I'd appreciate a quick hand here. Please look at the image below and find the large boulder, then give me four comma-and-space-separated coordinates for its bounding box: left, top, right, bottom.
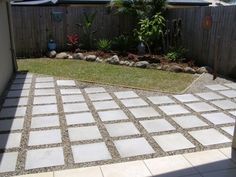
73, 53, 85, 60
168, 65, 183, 73
106, 55, 120, 65
196, 66, 212, 74
85, 55, 97, 62
184, 67, 196, 74
56, 52, 69, 59
48, 50, 57, 58
134, 61, 149, 68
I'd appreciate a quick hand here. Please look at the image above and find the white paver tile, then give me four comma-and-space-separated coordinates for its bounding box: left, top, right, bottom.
114, 137, 155, 158
10, 83, 31, 90
101, 161, 151, 177
35, 82, 54, 89
61, 95, 85, 103
33, 96, 57, 105
153, 133, 195, 152
114, 91, 139, 99
57, 80, 76, 86
55, 167, 103, 177
65, 112, 95, 125
93, 101, 119, 110
189, 129, 231, 146
140, 119, 175, 133
0, 133, 21, 149
186, 102, 217, 112
63, 103, 89, 113
16, 172, 54, 177
196, 92, 224, 101
219, 90, 236, 98
183, 150, 236, 173
25, 147, 64, 170
0, 107, 27, 118
221, 126, 235, 136
159, 105, 190, 115
84, 87, 106, 93
144, 155, 197, 177
98, 110, 128, 121
229, 111, 236, 116
225, 83, 236, 89
0, 118, 24, 131
28, 129, 61, 146
68, 126, 102, 141
88, 93, 112, 101
13, 78, 32, 84
32, 104, 58, 115
60, 89, 81, 95
7, 90, 30, 97
3, 97, 28, 107
172, 115, 208, 129
174, 94, 200, 103
35, 77, 54, 83
72, 142, 111, 163
129, 107, 160, 118
211, 100, 236, 110
34, 89, 55, 96
147, 95, 175, 105
201, 112, 235, 125
219, 147, 234, 159
31, 115, 60, 128
206, 84, 229, 91
0, 152, 18, 173
105, 122, 139, 137
202, 168, 236, 177
120, 98, 148, 107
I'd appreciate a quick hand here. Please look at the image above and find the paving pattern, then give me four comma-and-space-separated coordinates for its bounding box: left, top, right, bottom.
0, 73, 236, 176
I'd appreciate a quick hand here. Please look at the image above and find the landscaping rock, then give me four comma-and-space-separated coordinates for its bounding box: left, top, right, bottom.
196, 66, 212, 74
73, 53, 85, 60
85, 55, 97, 62
129, 62, 135, 67
134, 61, 149, 68
138, 55, 160, 63
161, 65, 170, 70
106, 55, 120, 65
68, 55, 73, 59
56, 52, 69, 59
184, 67, 196, 74
168, 65, 183, 73
147, 63, 159, 69
96, 57, 103, 63
48, 50, 56, 58
124, 61, 130, 66
128, 53, 139, 62
119, 61, 126, 65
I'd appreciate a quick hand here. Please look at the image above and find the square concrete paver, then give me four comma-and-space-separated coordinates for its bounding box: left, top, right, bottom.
183, 150, 236, 173
229, 111, 236, 116
36, 77, 54, 83
219, 90, 236, 98
147, 96, 175, 105
72, 142, 111, 163
68, 126, 102, 141
28, 129, 62, 146
33, 96, 57, 105
60, 89, 81, 95
0, 107, 27, 118
93, 101, 119, 110
196, 92, 224, 101
55, 167, 103, 177
225, 83, 236, 89
0, 152, 18, 173
13, 78, 32, 84
186, 102, 217, 112
32, 104, 58, 115
189, 129, 231, 146
114, 137, 155, 158
114, 91, 139, 99
61, 95, 85, 103
153, 133, 195, 152
57, 80, 76, 86
144, 155, 197, 177
10, 83, 31, 90
65, 112, 95, 125
172, 115, 208, 129
35, 83, 54, 89
140, 119, 175, 133
120, 98, 148, 107
174, 94, 200, 103
63, 103, 89, 113
206, 84, 229, 91
211, 100, 236, 110
0, 118, 24, 131
84, 87, 106, 94
34, 89, 56, 96
0, 133, 21, 149
159, 105, 190, 115
98, 110, 129, 121
7, 90, 30, 97
3, 97, 28, 107
221, 126, 235, 136
129, 107, 160, 119
88, 93, 112, 101
201, 112, 235, 125
31, 115, 60, 128
105, 122, 139, 137
25, 147, 64, 170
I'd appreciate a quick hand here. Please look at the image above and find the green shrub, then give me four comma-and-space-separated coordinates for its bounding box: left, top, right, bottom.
97, 39, 111, 51
112, 35, 133, 52
166, 47, 187, 61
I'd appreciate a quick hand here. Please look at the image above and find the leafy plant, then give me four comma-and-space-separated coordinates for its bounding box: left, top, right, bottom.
112, 35, 132, 52
67, 34, 79, 52
166, 47, 187, 61
97, 39, 111, 51
77, 12, 97, 50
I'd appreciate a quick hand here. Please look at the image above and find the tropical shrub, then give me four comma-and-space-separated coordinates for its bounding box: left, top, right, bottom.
166, 47, 187, 61
67, 34, 79, 52
97, 39, 111, 51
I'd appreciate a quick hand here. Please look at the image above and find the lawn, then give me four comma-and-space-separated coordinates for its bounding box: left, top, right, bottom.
17, 59, 197, 93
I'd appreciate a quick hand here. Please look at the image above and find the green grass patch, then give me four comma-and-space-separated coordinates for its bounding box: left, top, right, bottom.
17, 58, 196, 93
